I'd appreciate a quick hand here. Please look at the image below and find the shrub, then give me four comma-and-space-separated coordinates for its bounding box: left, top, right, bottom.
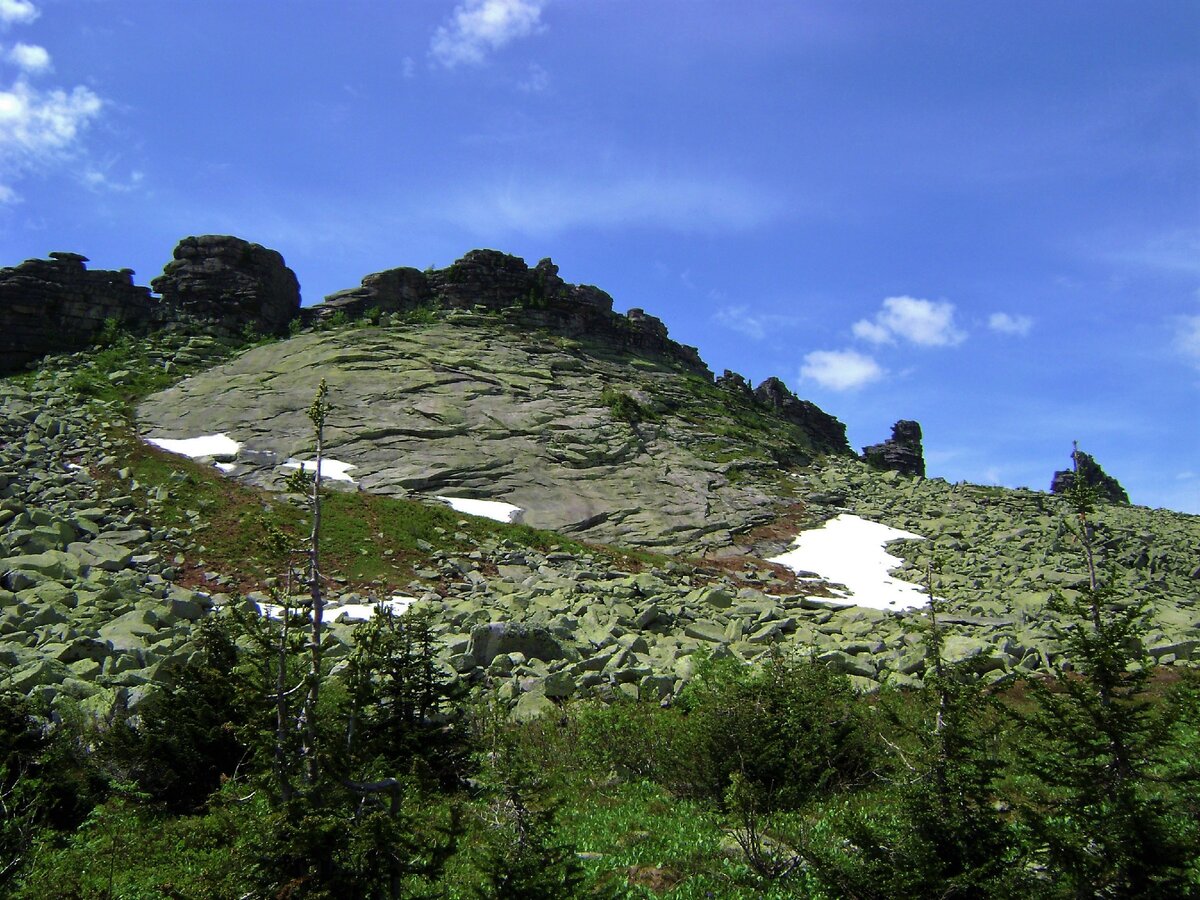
600, 387, 651, 425
684, 654, 878, 810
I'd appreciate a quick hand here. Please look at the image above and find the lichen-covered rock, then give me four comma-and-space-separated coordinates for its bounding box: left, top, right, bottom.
310, 250, 707, 372
1050, 447, 1129, 505
468, 622, 568, 666
0, 253, 153, 373
136, 326, 843, 550
152, 235, 300, 336
754, 377, 850, 456
861, 420, 925, 477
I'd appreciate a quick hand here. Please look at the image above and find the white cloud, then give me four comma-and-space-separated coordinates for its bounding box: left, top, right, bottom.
430, 0, 547, 68
517, 61, 549, 93
1175, 314, 1200, 369
851, 318, 892, 344
7, 42, 49, 73
401, 56, 416, 79
0, 80, 101, 153
0, 0, 38, 27
800, 349, 884, 391
82, 167, 143, 193
988, 311, 1033, 336
853, 295, 966, 347
441, 174, 781, 235
0, 79, 103, 200
713, 304, 800, 341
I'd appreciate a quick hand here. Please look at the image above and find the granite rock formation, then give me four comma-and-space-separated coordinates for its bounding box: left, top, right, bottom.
861, 420, 925, 477
753, 376, 850, 456
0, 253, 153, 374
151, 235, 300, 337
1051, 448, 1130, 505
313, 249, 706, 372
137, 323, 850, 551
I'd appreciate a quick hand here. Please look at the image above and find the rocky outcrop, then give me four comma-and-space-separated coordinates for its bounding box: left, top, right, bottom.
1051, 448, 1129, 505
753, 377, 851, 456
152, 235, 300, 337
861, 420, 925, 477
0, 253, 154, 373
137, 326, 842, 551
312, 249, 707, 373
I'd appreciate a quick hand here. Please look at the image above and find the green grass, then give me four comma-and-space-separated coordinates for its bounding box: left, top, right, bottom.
110, 424, 662, 592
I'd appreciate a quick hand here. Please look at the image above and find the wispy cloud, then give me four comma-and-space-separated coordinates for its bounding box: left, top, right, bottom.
800, 349, 884, 391
988, 311, 1033, 336
1111, 228, 1200, 276
0, 0, 38, 28
82, 166, 143, 194
517, 61, 549, 93
0, 79, 103, 201
440, 174, 782, 236
430, 0, 547, 68
853, 295, 966, 347
713, 304, 800, 341
6, 42, 49, 73
0, 3, 103, 202
1175, 314, 1200, 370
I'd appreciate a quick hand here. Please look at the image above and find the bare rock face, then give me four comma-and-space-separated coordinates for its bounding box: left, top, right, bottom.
311, 249, 707, 372
0, 252, 153, 373
151, 235, 300, 336
1051, 448, 1129, 504
862, 420, 925, 477
753, 376, 850, 455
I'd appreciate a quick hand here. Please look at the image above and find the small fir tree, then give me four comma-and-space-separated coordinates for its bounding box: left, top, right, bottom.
1018, 453, 1199, 897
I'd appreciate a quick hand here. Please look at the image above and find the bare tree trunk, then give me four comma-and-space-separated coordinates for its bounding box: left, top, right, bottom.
301, 380, 329, 788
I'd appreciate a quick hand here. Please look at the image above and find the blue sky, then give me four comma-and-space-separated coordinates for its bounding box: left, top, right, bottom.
1, 0, 1197, 512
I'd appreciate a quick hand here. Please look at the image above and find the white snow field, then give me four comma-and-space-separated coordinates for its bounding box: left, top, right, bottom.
145, 432, 241, 460
282, 457, 357, 484
257, 595, 418, 622
768, 513, 929, 611
435, 496, 523, 523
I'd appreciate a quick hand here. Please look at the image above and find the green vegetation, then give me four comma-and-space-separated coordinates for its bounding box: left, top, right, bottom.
4, 321, 1198, 897
5, 642, 1195, 897
107, 430, 653, 590
601, 387, 654, 425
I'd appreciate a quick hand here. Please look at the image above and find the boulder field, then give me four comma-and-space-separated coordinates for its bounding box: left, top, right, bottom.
3, 330, 1198, 722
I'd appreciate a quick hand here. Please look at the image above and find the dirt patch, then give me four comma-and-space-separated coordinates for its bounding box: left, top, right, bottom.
626, 864, 684, 894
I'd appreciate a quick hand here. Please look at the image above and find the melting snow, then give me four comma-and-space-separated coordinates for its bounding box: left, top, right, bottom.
283, 457, 357, 484
145, 433, 241, 459
768, 513, 929, 611
436, 496, 523, 523
331, 596, 418, 622
257, 595, 418, 622
214, 462, 237, 473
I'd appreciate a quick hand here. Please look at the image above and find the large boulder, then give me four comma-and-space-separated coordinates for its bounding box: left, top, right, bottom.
1051, 448, 1129, 504
468, 622, 568, 666
0, 252, 153, 373
152, 235, 300, 336
754, 377, 851, 456
310, 249, 707, 372
862, 420, 925, 477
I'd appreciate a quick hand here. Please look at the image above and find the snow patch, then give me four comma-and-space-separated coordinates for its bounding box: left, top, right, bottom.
436, 495, 523, 523
283, 457, 357, 484
768, 513, 929, 611
257, 595, 418, 622
145, 432, 241, 460
331, 596, 419, 622
214, 462, 237, 473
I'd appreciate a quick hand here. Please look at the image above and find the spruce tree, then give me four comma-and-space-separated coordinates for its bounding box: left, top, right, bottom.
1018, 458, 1198, 897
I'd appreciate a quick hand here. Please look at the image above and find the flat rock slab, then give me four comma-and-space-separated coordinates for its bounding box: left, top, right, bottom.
136, 326, 801, 550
